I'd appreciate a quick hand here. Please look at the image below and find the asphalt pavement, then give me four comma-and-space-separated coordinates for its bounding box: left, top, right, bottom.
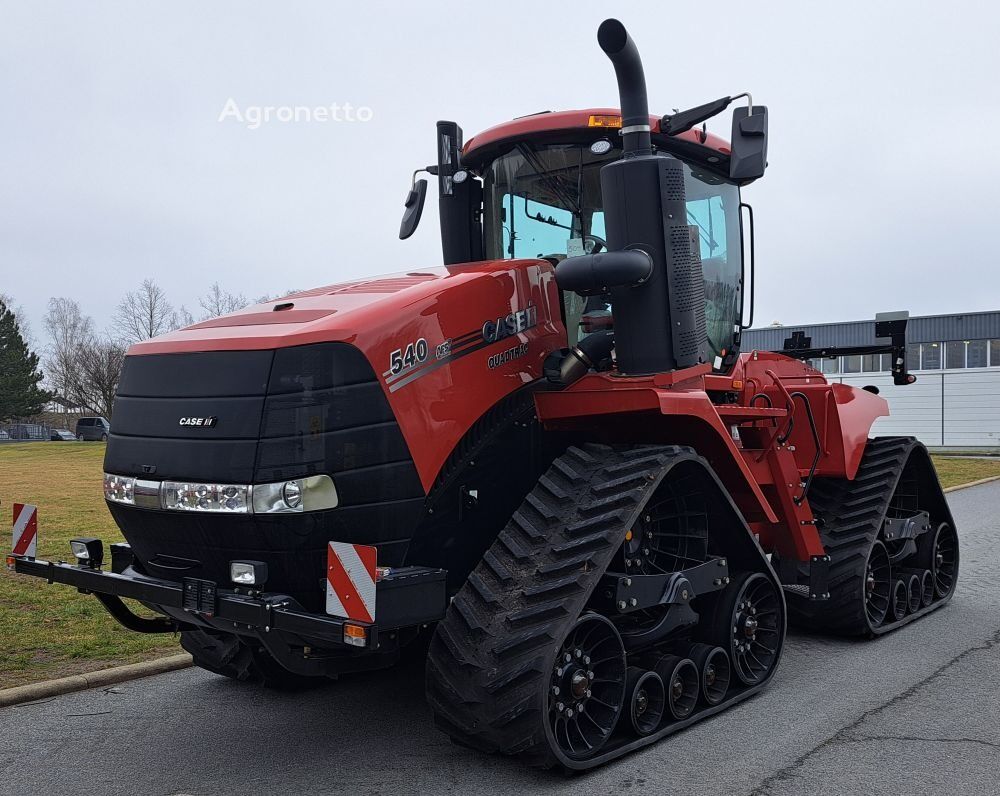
2, 482, 999, 796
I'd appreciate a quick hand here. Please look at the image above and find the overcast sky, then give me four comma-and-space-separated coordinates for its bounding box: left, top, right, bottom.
2, 0, 998, 343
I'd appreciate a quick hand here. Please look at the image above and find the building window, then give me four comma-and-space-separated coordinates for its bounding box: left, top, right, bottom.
862, 353, 885, 372
842, 355, 862, 373
946, 340, 966, 369
991, 340, 1000, 367
820, 357, 840, 374
921, 342, 941, 370
967, 339, 988, 368
906, 343, 920, 372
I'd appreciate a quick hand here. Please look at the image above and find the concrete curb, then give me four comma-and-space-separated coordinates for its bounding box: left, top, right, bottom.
943, 474, 1000, 493
2, 476, 998, 709
0, 653, 192, 708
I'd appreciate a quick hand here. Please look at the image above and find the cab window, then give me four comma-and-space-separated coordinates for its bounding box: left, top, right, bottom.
482, 142, 743, 361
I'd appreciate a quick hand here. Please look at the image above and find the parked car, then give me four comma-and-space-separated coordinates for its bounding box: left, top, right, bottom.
51, 429, 77, 441
76, 417, 111, 441
0, 429, 9, 440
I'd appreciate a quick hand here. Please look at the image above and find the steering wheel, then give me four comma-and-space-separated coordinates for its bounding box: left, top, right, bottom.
584, 234, 607, 254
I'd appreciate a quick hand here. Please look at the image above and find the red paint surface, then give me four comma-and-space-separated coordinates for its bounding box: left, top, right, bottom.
534, 352, 889, 561
463, 108, 732, 161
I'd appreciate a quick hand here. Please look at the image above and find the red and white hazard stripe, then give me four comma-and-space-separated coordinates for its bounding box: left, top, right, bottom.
326, 541, 377, 623
11, 503, 38, 559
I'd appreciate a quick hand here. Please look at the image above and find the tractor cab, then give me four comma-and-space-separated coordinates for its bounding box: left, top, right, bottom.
401, 104, 766, 372
472, 118, 745, 362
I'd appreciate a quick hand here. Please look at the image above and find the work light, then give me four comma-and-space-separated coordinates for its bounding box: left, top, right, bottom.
70, 537, 104, 568
230, 560, 268, 587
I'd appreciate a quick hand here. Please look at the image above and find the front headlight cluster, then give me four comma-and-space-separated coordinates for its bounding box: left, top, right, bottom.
103, 474, 134, 504
162, 482, 251, 513
251, 475, 338, 514
104, 473, 338, 514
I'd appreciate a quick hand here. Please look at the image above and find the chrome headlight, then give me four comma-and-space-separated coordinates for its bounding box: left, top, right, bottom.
252, 475, 339, 514
104, 474, 135, 505
103, 473, 338, 514
162, 482, 251, 513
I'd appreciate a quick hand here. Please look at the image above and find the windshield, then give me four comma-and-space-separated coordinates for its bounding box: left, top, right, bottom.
481, 142, 743, 361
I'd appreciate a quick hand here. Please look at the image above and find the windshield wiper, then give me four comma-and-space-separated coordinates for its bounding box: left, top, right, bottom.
523, 194, 573, 230
686, 209, 720, 255
516, 143, 583, 218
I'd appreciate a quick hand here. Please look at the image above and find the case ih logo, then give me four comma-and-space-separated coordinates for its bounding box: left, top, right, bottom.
481, 305, 538, 344
178, 416, 218, 428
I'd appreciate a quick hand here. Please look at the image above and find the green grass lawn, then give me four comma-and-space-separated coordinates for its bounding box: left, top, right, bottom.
931, 456, 1000, 489
1, 443, 179, 689
1, 443, 999, 690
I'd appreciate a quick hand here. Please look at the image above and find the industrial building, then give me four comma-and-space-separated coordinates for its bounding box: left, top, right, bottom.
742, 310, 1000, 450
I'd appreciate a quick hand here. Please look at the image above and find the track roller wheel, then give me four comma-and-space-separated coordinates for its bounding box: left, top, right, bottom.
929, 523, 959, 598
686, 643, 731, 706
549, 612, 627, 760
906, 574, 921, 614
642, 654, 699, 719
864, 540, 892, 628
891, 580, 907, 621
920, 570, 934, 607
705, 572, 782, 686
625, 668, 665, 736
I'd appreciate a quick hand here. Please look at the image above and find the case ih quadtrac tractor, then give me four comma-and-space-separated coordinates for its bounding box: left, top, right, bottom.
12, 19, 958, 770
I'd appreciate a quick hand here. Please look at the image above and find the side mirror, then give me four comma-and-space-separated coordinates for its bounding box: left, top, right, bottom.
729, 105, 768, 181
398, 178, 428, 240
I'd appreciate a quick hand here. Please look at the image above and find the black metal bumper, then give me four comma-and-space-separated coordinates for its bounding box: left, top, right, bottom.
12, 556, 447, 653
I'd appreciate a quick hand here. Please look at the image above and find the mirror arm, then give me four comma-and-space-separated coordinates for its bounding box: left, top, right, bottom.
731, 91, 753, 114
411, 165, 438, 188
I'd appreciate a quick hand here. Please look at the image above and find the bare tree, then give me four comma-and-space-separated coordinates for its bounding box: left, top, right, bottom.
68, 336, 128, 418
113, 279, 176, 343
41, 298, 128, 417
253, 289, 299, 304
176, 304, 195, 328
199, 282, 248, 319
43, 297, 96, 399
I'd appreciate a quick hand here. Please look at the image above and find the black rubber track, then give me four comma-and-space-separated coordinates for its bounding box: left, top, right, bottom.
181, 628, 258, 681
181, 627, 326, 690
424, 443, 781, 769
785, 436, 957, 636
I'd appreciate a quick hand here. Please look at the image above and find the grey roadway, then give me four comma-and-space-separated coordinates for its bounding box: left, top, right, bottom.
3, 483, 1000, 796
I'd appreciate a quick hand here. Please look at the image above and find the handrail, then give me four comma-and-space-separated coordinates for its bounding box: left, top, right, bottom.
789, 391, 822, 506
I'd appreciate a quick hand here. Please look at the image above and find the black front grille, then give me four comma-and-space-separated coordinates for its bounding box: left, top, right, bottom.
104, 342, 425, 609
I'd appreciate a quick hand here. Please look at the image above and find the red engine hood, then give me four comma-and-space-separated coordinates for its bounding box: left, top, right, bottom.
129, 261, 539, 356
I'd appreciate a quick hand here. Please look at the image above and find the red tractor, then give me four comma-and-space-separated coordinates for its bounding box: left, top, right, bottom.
12, 19, 957, 770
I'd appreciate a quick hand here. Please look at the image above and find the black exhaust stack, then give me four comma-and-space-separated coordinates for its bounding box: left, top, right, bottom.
596, 20, 651, 157
556, 19, 707, 376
